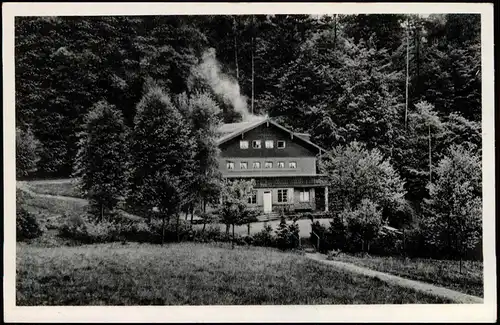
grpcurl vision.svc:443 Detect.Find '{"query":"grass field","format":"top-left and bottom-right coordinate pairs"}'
top-left (332, 254), bottom-right (483, 297)
top-left (24, 179), bottom-right (83, 198)
top-left (16, 242), bottom-right (451, 305)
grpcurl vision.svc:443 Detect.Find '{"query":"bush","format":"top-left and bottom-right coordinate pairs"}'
top-left (275, 217), bottom-right (300, 250)
top-left (58, 214), bottom-right (122, 244)
top-left (342, 199), bottom-right (383, 253)
top-left (16, 207), bottom-right (44, 241)
top-left (370, 230), bottom-right (403, 256)
top-left (310, 221), bottom-right (333, 253)
top-left (253, 224), bottom-right (275, 247)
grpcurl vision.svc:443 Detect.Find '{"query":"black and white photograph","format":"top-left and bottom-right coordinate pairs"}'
top-left (3, 2), bottom-right (496, 323)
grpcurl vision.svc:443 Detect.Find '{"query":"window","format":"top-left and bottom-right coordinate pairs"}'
top-left (277, 161), bottom-right (285, 168)
top-left (248, 191), bottom-right (257, 204)
top-left (252, 161), bottom-right (261, 169)
top-left (277, 189), bottom-right (288, 203)
top-left (277, 141), bottom-right (286, 149)
top-left (240, 162), bottom-right (248, 169)
top-left (265, 140), bottom-right (274, 148)
top-left (226, 161), bottom-right (234, 170)
top-left (264, 161), bottom-right (273, 169)
top-left (240, 140), bottom-right (249, 149)
top-left (289, 161), bottom-right (297, 169)
top-left (299, 189), bottom-right (310, 202)
top-left (252, 140), bottom-right (262, 149)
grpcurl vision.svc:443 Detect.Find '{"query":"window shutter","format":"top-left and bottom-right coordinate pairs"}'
top-left (288, 188), bottom-right (294, 203)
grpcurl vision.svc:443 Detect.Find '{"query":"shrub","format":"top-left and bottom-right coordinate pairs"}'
top-left (310, 221), bottom-right (333, 253)
top-left (58, 214), bottom-right (122, 244)
top-left (253, 224), bottom-right (275, 247)
top-left (342, 199), bottom-right (383, 253)
top-left (16, 207), bottom-right (44, 241)
top-left (370, 230), bottom-right (403, 256)
top-left (275, 216), bottom-right (300, 250)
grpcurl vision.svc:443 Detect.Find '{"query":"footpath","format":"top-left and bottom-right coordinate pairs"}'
top-left (305, 252), bottom-right (484, 304)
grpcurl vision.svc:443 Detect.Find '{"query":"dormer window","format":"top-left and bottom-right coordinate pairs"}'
top-left (264, 161), bottom-right (273, 169)
top-left (265, 140), bottom-right (274, 148)
top-left (240, 162), bottom-right (248, 169)
top-left (252, 161), bottom-right (261, 169)
top-left (252, 140), bottom-right (262, 149)
top-left (289, 161), bottom-right (297, 169)
top-left (277, 161), bottom-right (285, 168)
top-left (240, 140), bottom-right (249, 149)
top-left (277, 141), bottom-right (286, 149)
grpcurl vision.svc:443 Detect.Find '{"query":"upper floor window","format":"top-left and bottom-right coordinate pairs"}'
top-left (289, 161), bottom-right (297, 169)
top-left (265, 140), bottom-right (274, 148)
top-left (248, 191), bottom-right (257, 204)
top-left (277, 140), bottom-right (286, 149)
top-left (226, 161), bottom-right (234, 170)
top-left (299, 189), bottom-right (310, 202)
top-left (252, 161), bottom-right (261, 169)
top-left (240, 140), bottom-right (249, 149)
top-left (240, 162), bottom-right (248, 169)
top-left (252, 140), bottom-right (262, 149)
top-left (277, 161), bottom-right (285, 168)
top-left (277, 189), bottom-right (288, 203)
top-left (264, 161), bottom-right (273, 169)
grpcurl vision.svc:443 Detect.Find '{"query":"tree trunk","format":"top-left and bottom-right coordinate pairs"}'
top-left (251, 35), bottom-right (255, 115)
top-left (100, 203), bottom-right (104, 222)
top-left (226, 224), bottom-right (230, 235)
top-left (429, 124), bottom-right (432, 183)
top-left (405, 19), bottom-right (410, 129)
top-left (176, 213), bottom-right (180, 242)
top-left (232, 224), bottom-right (235, 249)
top-left (333, 14), bottom-right (337, 52)
top-left (161, 215), bottom-right (166, 246)
top-left (233, 19), bottom-right (239, 81)
top-left (247, 223), bottom-right (251, 236)
top-left (202, 221), bottom-right (207, 233)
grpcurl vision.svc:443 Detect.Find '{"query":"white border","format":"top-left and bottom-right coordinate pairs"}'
top-left (3, 2), bottom-right (496, 323)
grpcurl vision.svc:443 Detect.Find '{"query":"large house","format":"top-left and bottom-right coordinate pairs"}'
top-left (216, 117), bottom-right (329, 214)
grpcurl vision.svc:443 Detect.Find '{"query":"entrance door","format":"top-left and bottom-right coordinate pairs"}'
top-left (263, 191), bottom-right (272, 213)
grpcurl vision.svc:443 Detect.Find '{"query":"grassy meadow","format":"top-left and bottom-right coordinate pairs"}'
top-left (24, 179), bottom-right (83, 198)
top-left (16, 242), bottom-right (451, 305)
top-left (15, 180), bottom-right (480, 304)
top-left (332, 254), bottom-right (484, 297)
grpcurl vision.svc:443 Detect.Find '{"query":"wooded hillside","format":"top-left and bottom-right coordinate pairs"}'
top-left (15, 14), bottom-right (481, 207)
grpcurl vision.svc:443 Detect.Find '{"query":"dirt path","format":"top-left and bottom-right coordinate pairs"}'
top-left (305, 252), bottom-right (483, 304)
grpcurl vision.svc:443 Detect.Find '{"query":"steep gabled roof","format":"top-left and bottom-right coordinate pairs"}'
top-left (216, 117), bottom-right (326, 153)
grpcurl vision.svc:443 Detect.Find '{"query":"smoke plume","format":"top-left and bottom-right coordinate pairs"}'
top-left (192, 48), bottom-right (262, 122)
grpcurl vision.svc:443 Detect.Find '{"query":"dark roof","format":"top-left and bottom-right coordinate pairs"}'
top-left (216, 117), bottom-right (326, 153)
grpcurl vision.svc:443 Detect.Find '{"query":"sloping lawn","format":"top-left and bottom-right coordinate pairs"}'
top-left (16, 242), bottom-right (451, 305)
top-left (332, 254), bottom-right (483, 297)
top-left (24, 179), bottom-right (83, 198)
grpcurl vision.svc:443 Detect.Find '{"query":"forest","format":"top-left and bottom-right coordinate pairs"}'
top-left (15, 14), bottom-right (482, 259)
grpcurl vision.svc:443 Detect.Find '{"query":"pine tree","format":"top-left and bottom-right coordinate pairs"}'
top-left (16, 127), bottom-right (41, 179)
top-left (73, 100), bottom-right (129, 220)
top-left (129, 85), bottom-right (195, 243)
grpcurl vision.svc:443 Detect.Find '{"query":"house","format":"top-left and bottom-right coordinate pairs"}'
top-left (216, 117), bottom-right (329, 214)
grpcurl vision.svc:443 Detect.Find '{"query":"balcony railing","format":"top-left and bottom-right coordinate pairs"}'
top-left (226, 175), bottom-right (328, 188)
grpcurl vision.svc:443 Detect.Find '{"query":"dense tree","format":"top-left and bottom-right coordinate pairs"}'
top-left (320, 142), bottom-right (408, 227)
top-left (16, 127), bottom-right (41, 179)
top-left (15, 14), bottom-right (482, 239)
top-left (218, 179), bottom-right (256, 248)
top-left (73, 100), bottom-right (130, 220)
top-left (129, 85), bottom-right (195, 241)
top-left (175, 92), bottom-right (223, 218)
top-left (421, 145), bottom-right (482, 262)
